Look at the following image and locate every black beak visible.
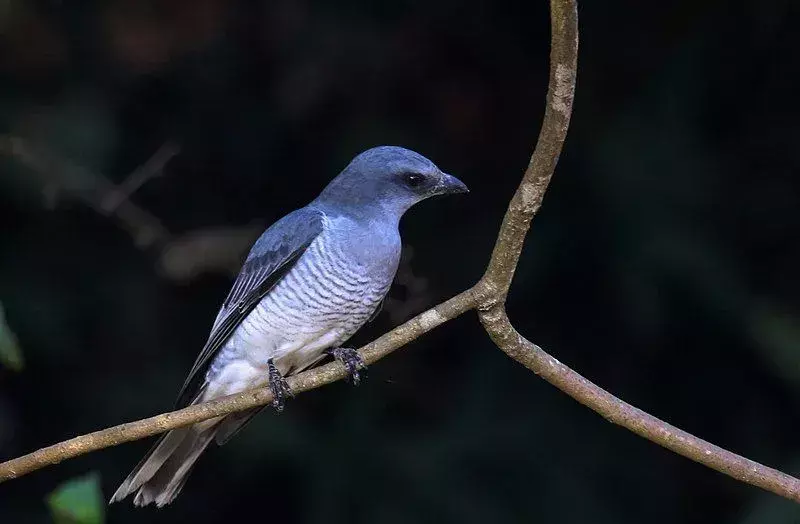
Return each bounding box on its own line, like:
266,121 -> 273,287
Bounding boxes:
438,173 -> 469,195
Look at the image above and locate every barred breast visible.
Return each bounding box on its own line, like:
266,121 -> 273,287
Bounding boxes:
210,218 -> 398,387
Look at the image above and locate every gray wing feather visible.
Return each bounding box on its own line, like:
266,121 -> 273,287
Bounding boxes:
174,207 -> 325,408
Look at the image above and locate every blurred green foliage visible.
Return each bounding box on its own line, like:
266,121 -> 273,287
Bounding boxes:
46,473 -> 104,524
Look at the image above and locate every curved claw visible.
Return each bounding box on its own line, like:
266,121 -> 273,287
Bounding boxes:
267,359 -> 293,412
328,347 -> 367,386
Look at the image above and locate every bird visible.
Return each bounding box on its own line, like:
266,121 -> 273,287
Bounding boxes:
110,145 -> 468,507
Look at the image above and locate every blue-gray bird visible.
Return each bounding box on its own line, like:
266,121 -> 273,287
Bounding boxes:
110,145 -> 467,507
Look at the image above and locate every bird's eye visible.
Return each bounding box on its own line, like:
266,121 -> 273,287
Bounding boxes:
403,173 -> 425,188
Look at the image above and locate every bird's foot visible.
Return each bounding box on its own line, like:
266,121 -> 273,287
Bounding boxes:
327,347 -> 367,386
267,359 -> 293,412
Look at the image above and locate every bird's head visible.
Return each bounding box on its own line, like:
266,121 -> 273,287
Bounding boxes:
314,146 -> 468,221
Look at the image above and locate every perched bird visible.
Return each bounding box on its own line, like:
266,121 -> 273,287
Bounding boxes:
110,145 -> 468,507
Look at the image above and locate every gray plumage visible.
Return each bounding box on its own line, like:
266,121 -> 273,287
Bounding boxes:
110,145 -> 468,507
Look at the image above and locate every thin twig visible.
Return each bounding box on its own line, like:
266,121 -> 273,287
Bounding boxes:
1,137 -> 262,278
101,142 -> 180,213
158,224 -> 263,281
480,0 -> 577,297
2,0 -> 799,506
0,286 -> 484,480
1,136 -> 172,249
475,0 -> 800,502
479,307 -> 800,502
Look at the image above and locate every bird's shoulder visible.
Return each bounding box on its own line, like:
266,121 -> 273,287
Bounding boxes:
218,206 -> 326,313
246,207 -> 327,261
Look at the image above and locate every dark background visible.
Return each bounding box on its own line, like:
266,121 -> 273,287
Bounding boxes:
2,0 -> 800,522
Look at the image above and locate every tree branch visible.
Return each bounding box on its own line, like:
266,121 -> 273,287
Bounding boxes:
1,136 -> 267,280
1,136 -> 171,249
2,0 -> 799,506
479,307 -> 800,502
480,0 -> 577,297
100,141 -> 180,213
0,286 -> 485,481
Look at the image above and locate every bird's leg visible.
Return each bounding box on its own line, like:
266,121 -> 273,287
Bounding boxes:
267,358 -> 293,412
326,347 -> 366,386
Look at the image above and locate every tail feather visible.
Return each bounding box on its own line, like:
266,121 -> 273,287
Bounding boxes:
110,432 -> 183,501
214,407 -> 263,445
110,424 -> 218,507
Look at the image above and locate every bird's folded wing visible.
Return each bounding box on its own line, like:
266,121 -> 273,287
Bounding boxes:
174,207 -> 326,408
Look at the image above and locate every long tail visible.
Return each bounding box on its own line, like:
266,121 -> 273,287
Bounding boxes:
109,421 -> 219,507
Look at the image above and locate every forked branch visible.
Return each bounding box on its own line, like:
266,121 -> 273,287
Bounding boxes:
2,0 -> 799,505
